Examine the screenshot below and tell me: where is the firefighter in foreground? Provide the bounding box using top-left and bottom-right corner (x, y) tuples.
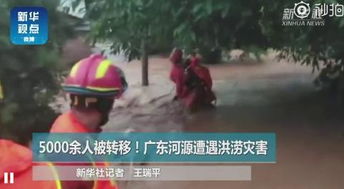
(0, 139), (62, 189)
(0, 82), (62, 189)
(50, 54), (128, 189)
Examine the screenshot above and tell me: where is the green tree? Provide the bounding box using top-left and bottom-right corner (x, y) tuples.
(84, 0), (344, 85)
(170, 0), (268, 62)
(85, 0), (268, 75)
(174, 0), (344, 68)
(0, 0), (74, 144)
(260, 0), (344, 70)
(86, 0), (174, 86)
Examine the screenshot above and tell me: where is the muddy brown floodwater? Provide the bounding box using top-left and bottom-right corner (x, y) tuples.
(92, 55), (344, 189)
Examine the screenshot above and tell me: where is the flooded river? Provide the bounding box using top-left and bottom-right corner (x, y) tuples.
(58, 54), (344, 189)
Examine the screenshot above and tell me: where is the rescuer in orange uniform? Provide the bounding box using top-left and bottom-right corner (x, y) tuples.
(0, 83), (93, 189)
(0, 139), (63, 189)
(50, 54), (128, 189)
(0, 84), (62, 189)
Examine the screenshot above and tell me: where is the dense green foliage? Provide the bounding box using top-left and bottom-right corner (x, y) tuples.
(2, 0), (342, 143)
(260, 0), (344, 71)
(171, 0), (268, 62)
(86, 0), (173, 60)
(0, 0), (74, 143)
(85, 0), (268, 62)
(84, 0), (344, 67)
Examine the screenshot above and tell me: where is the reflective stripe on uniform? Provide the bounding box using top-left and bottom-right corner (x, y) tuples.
(92, 162), (98, 189)
(0, 82), (3, 99)
(47, 162), (62, 189)
(104, 162), (117, 187)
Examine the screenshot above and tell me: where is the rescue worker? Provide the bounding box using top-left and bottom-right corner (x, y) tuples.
(0, 139), (62, 189)
(169, 48), (186, 100)
(183, 54), (216, 110)
(169, 48), (216, 111)
(0, 84), (63, 189)
(51, 54), (127, 133)
(50, 54), (128, 189)
(188, 53), (214, 92)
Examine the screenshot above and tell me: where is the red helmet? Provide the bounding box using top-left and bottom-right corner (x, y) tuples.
(169, 48), (183, 64)
(63, 54), (127, 99)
